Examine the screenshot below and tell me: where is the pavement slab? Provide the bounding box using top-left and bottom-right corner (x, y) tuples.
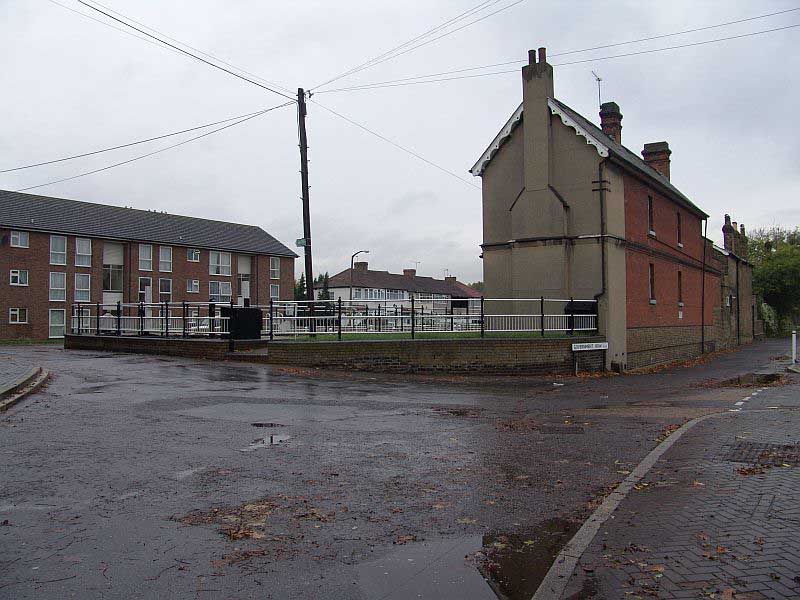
(563, 378), (800, 599)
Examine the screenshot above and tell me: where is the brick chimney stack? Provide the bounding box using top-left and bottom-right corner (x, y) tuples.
(599, 102), (623, 144)
(403, 269), (416, 278)
(722, 214), (735, 252)
(354, 261), (368, 272)
(642, 142), (672, 180)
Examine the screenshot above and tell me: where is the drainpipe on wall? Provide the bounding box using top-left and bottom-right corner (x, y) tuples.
(735, 256), (741, 346)
(592, 161), (608, 368)
(701, 219), (708, 354)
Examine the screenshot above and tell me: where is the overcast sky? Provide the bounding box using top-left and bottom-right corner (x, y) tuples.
(2, 0), (799, 283)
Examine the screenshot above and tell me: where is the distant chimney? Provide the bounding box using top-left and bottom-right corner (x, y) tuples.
(599, 102), (623, 144)
(722, 214), (735, 252)
(354, 261), (368, 272)
(642, 141), (671, 180)
(403, 269), (416, 278)
(444, 276), (456, 282)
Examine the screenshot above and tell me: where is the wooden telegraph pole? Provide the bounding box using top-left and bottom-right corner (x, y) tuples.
(297, 88), (314, 303)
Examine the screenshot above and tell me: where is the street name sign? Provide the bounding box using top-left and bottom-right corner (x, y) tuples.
(572, 342), (608, 351)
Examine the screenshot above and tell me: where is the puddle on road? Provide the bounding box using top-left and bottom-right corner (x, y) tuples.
(478, 518), (578, 600)
(356, 518), (577, 600)
(204, 367), (264, 383)
(239, 434), (292, 452)
(357, 536), (495, 600)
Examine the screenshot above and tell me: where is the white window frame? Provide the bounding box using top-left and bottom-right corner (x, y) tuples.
(49, 272), (66, 301)
(270, 257), (280, 279)
(75, 273), (91, 302)
(75, 238), (92, 267)
(159, 246), (173, 272)
(9, 308), (28, 324)
(186, 279), (200, 294)
(10, 269), (29, 286)
(139, 244), (153, 271)
(50, 235), (67, 265)
(187, 248), (200, 262)
(270, 284), (280, 300)
(209, 251), (232, 276)
(209, 280), (232, 303)
(10, 231), (29, 248)
(159, 278), (172, 303)
(49, 309), (66, 339)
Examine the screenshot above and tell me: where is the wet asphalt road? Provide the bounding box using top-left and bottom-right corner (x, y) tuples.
(0, 340), (788, 599)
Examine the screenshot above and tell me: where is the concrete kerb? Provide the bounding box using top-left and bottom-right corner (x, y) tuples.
(0, 367), (50, 412)
(531, 411), (720, 600)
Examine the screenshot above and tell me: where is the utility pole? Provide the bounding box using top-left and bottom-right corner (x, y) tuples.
(297, 88), (314, 303)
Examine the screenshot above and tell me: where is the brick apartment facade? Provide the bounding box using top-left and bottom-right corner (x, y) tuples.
(0, 191), (296, 340)
(472, 47), (761, 370)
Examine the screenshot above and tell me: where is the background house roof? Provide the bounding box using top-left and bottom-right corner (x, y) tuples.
(324, 267), (482, 298)
(470, 98), (708, 218)
(0, 190), (297, 257)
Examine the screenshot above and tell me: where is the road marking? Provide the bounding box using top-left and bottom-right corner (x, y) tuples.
(729, 408), (741, 412)
(734, 401), (745, 406)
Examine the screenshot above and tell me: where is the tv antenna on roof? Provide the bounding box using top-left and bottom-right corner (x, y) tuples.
(592, 71), (602, 108)
(411, 260), (421, 271)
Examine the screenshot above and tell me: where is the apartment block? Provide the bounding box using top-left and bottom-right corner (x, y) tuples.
(0, 190), (296, 340)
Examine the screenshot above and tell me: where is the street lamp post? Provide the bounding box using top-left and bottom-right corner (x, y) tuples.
(350, 250), (369, 301)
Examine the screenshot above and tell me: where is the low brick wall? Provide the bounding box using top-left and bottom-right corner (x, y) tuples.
(64, 335), (268, 359)
(626, 326), (717, 369)
(260, 337), (606, 374)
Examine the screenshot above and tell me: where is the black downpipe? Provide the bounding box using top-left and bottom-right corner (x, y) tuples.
(735, 256), (741, 346)
(701, 219), (708, 354)
(593, 161), (608, 332)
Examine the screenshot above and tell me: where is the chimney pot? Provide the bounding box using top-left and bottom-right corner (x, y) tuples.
(403, 269), (416, 278)
(641, 141), (672, 180)
(739, 224), (746, 236)
(528, 49), (537, 65)
(599, 102), (623, 144)
(538, 47), (547, 64)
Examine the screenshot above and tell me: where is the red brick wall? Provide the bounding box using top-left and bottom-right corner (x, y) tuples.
(623, 174), (719, 329)
(1, 228), (295, 340)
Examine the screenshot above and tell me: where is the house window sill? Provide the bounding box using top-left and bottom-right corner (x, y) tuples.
(649, 299), (657, 305)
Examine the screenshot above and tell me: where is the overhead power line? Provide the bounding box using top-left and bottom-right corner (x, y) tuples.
(315, 22), (800, 94)
(312, 0), (501, 89)
(45, 0), (184, 57)
(86, 0), (294, 94)
(1, 107), (277, 173)
(312, 0), (525, 90)
(310, 100), (479, 190)
(77, 0), (296, 101)
(16, 101), (294, 192)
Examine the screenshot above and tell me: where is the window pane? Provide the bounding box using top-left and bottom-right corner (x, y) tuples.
(139, 244), (152, 270)
(270, 257), (280, 279)
(49, 272), (66, 301)
(187, 249), (200, 262)
(11, 231), (29, 247)
(49, 310), (65, 338)
(103, 265), (123, 292)
(75, 274), (91, 302)
(76, 238), (92, 266)
(50, 235), (67, 265)
(159, 247), (172, 272)
(270, 284), (279, 299)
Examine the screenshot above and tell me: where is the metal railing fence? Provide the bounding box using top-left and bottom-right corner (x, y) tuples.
(70, 301), (230, 337)
(256, 297), (598, 340)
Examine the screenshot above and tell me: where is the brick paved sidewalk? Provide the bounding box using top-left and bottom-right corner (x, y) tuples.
(0, 357), (38, 395)
(564, 382), (800, 599)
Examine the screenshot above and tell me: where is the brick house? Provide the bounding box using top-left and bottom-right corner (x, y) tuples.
(471, 48), (760, 369)
(0, 190), (296, 340)
(321, 262), (481, 310)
